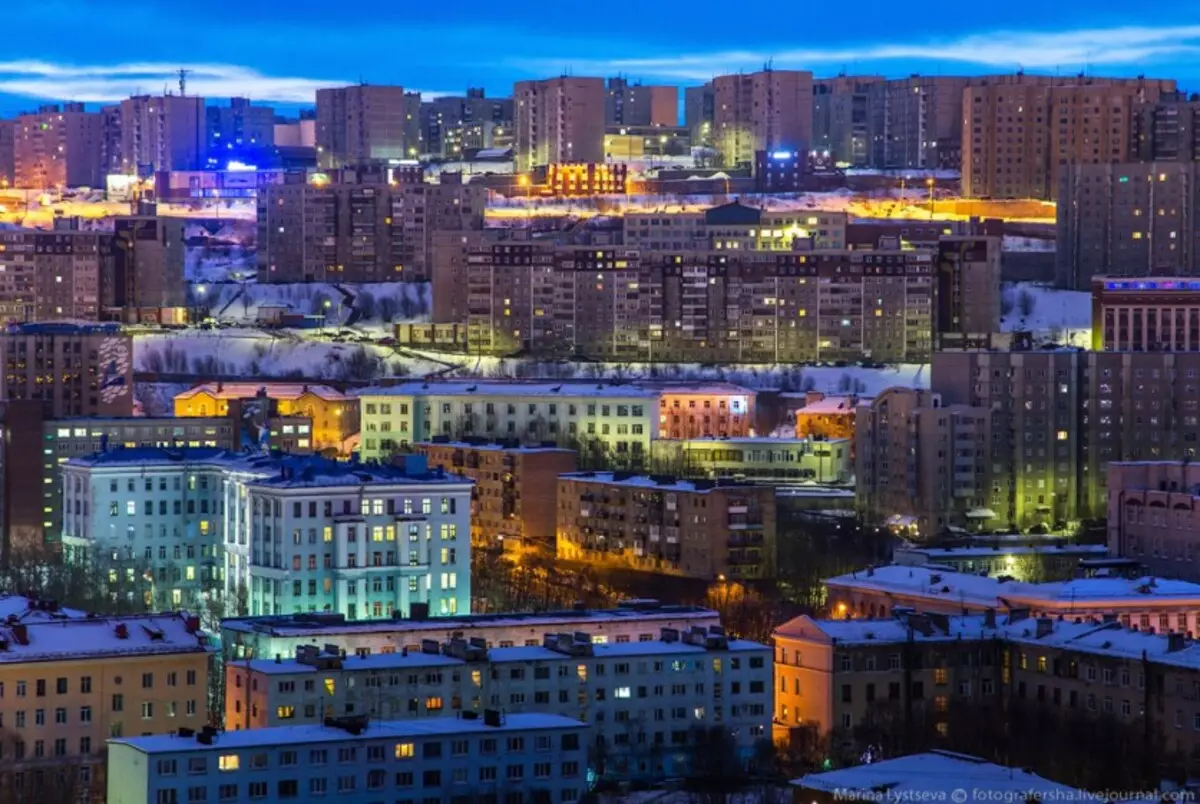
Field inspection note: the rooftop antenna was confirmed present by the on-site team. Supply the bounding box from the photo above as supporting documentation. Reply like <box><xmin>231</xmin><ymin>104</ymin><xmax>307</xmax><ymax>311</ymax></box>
<box><xmin>177</xmin><ymin>68</ymin><xmax>191</xmax><ymax>96</ymax></box>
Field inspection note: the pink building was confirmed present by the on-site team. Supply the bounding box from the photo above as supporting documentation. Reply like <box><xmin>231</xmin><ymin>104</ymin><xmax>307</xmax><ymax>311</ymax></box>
<box><xmin>1108</xmin><ymin>461</ymin><xmax>1200</xmax><ymax>581</ymax></box>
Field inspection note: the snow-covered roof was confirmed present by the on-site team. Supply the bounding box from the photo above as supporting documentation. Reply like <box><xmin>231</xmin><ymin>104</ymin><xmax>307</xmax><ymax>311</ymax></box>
<box><xmin>794</xmin><ymin>751</ymin><xmax>1083</xmax><ymax>798</ymax></box>
<box><xmin>356</xmin><ymin>381</ymin><xmax>657</xmax><ymax>400</ymax></box>
<box><xmin>222</xmin><ymin>603</ymin><xmax>718</xmax><ymax>638</ymax></box>
<box><xmin>634</xmin><ymin>381</ymin><xmax>755</xmax><ymax>396</ymax></box>
<box><xmin>416</xmin><ymin>440</ymin><xmax>576</xmax><ymax>454</ymax></box>
<box><xmin>897</xmin><ymin>544</ymin><xmax>1110</xmax><ymax>560</ymax></box>
<box><xmin>65</xmin><ymin>446</ymin><xmax>235</xmax><ymax>469</ymax></box>
<box><xmin>111</xmin><ymin>713</ymin><xmax>585</xmax><ymax>755</ymax></box>
<box><xmin>797</xmin><ymin>396</ymin><xmax>860</xmax><ymax>415</ymax></box>
<box><xmin>672</xmin><ymin>436</ymin><xmax>850</xmax><ymax>449</ymax></box>
<box><xmin>176</xmin><ymin>383</ymin><xmax>347</xmax><ymax>402</ymax></box>
<box><xmin>559</xmin><ymin>471</ymin><xmax>759</xmax><ymax>494</ymax></box>
<box><xmin>246</xmin><ymin>461</ymin><xmax>469</xmax><ymax>490</ymax></box>
<box><xmin>0</xmin><ymin>595</ymin><xmax>88</xmax><ymax>622</ymax></box>
<box><xmin>0</xmin><ymin>613</ymin><xmax>211</xmax><ymax>664</ymax></box>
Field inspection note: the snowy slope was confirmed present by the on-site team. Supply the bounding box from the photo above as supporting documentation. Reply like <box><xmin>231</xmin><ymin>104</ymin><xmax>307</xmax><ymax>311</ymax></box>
<box><xmin>1000</xmin><ymin>282</ymin><xmax>1091</xmax><ymax>347</ymax></box>
<box><xmin>194</xmin><ymin>282</ymin><xmax>431</xmax><ymax>331</ymax></box>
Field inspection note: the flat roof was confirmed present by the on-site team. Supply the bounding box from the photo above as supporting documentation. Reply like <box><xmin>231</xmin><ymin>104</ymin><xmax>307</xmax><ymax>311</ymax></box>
<box><xmin>559</xmin><ymin>471</ymin><xmax>761</xmax><ymax>493</ymax></box>
<box><xmin>795</xmin><ymin>751</ymin><xmax>1083</xmax><ymax>797</ymax></box>
<box><xmin>797</xmin><ymin>396</ymin><xmax>860</xmax><ymax>415</ymax></box>
<box><xmin>670</xmin><ymin>436</ymin><xmax>850</xmax><ymax>448</ymax></box>
<box><xmin>176</xmin><ymin>383</ymin><xmax>347</xmax><ymax>402</ymax></box>
<box><xmin>110</xmin><ymin>713</ymin><xmax>585</xmax><ymax>754</ymax></box>
<box><xmin>222</xmin><ymin>604</ymin><xmax>719</xmax><ymax>639</ymax></box>
<box><xmin>898</xmin><ymin>544</ymin><xmax>1110</xmax><ymax>559</ymax></box>
<box><xmin>356</xmin><ymin>381</ymin><xmax>658</xmax><ymax>400</ymax></box>
<box><xmin>416</xmin><ymin>441</ymin><xmax>576</xmax><ymax>454</ymax></box>
<box><xmin>0</xmin><ymin>614</ymin><xmax>210</xmax><ymax>664</ymax></box>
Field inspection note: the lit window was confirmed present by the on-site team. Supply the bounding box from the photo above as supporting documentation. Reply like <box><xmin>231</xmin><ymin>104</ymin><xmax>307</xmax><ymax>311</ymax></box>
<box><xmin>395</xmin><ymin>743</ymin><xmax>414</xmax><ymax>759</ymax></box>
<box><xmin>219</xmin><ymin>755</ymin><xmax>239</xmax><ymax>771</ymax></box>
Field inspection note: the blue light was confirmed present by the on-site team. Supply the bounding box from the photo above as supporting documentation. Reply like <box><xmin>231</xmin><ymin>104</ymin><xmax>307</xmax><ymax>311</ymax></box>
<box><xmin>770</xmin><ymin>151</ymin><xmax>793</xmax><ymax>160</ymax></box>
<box><xmin>226</xmin><ymin>161</ymin><xmax>257</xmax><ymax>172</ymax></box>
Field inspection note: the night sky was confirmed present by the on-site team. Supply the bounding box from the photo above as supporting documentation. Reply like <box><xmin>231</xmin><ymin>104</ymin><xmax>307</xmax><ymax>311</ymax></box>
<box><xmin>3</xmin><ymin>0</ymin><xmax>1199</xmax><ymax>115</ymax></box>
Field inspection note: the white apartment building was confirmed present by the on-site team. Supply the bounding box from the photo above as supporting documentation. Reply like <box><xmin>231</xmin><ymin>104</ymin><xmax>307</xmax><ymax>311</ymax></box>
<box><xmin>106</xmin><ymin>712</ymin><xmax>589</xmax><ymax>804</ymax></box>
<box><xmin>355</xmin><ymin>382</ymin><xmax>659</xmax><ymax>464</ymax></box>
<box><xmin>220</xmin><ymin>602</ymin><xmax>722</xmax><ymax>663</ymax></box>
<box><xmin>224</xmin><ymin>625</ymin><xmax>771</xmax><ymax>782</ymax></box>
<box><xmin>62</xmin><ymin>449</ymin><xmax>472</xmax><ymax>620</ymax></box>
<box><xmin>223</xmin><ymin>454</ymin><xmax>473</xmax><ymax>620</ymax></box>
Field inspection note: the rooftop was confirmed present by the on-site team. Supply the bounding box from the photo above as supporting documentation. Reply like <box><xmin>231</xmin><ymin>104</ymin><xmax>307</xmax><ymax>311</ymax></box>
<box><xmin>897</xmin><ymin>544</ymin><xmax>1110</xmax><ymax>559</ymax></box>
<box><xmin>176</xmin><ymin>383</ymin><xmax>346</xmax><ymax>402</ymax></box>
<box><xmin>671</xmin><ymin>436</ymin><xmax>850</xmax><ymax>448</ymax></box>
<box><xmin>110</xmin><ymin>713</ymin><xmax>585</xmax><ymax>754</ymax></box>
<box><xmin>794</xmin><ymin>751</ymin><xmax>1083</xmax><ymax>797</ymax></box>
<box><xmin>0</xmin><ymin>595</ymin><xmax>88</xmax><ymax>623</ymax></box>
<box><xmin>416</xmin><ymin>440</ymin><xmax>576</xmax><ymax>455</ymax></box>
<box><xmin>559</xmin><ymin>471</ymin><xmax>762</xmax><ymax>493</ymax></box>
<box><xmin>798</xmin><ymin>396</ymin><xmax>861</xmax><ymax>415</ymax></box>
<box><xmin>356</xmin><ymin>381</ymin><xmax>657</xmax><ymax>400</ymax></box>
<box><xmin>222</xmin><ymin>602</ymin><xmax>718</xmax><ymax>638</ymax></box>
<box><xmin>0</xmin><ymin>613</ymin><xmax>211</xmax><ymax>663</ymax></box>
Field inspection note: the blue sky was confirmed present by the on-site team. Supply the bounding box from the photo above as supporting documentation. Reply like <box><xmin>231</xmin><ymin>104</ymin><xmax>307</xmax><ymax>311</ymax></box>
<box><xmin>3</xmin><ymin>0</ymin><xmax>1200</xmax><ymax>114</ymax></box>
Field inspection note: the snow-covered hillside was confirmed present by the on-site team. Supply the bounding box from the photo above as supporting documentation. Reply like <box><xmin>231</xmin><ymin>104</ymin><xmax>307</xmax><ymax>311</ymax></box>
<box><xmin>193</xmin><ymin>282</ymin><xmax>431</xmax><ymax>331</ymax></box>
<box><xmin>1000</xmin><ymin>282</ymin><xmax>1091</xmax><ymax>347</ymax></box>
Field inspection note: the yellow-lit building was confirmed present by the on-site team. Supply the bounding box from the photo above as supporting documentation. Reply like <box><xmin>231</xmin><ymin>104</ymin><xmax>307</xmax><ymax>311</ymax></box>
<box><xmin>174</xmin><ymin>382</ymin><xmax>357</xmax><ymax>455</ymax></box>
<box><xmin>0</xmin><ymin>611</ymin><xmax>213</xmax><ymax>803</ymax></box>
<box><xmin>542</xmin><ymin>163</ymin><xmax>628</xmax><ymax>196</ymax></box>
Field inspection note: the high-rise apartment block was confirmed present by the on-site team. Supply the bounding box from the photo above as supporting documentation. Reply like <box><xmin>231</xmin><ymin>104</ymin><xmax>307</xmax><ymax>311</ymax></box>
<box><xmin>514</xmin><ymin>77</ymin><xmax>606</xmax><ymax>172</ymax></box>
<box><xmin>963</xmin><ymin>76</ymin><xmax>1175</xmax><ymax>200</ymax></box>
<box><xmin>867</xmin><ymin>76</ymin><xmax>969</xmax><ymax>170</ymax></box>
<box><xmin>420</xmin><ymin>89</ymin><xmax>513</xmax><ymax>157</ymax></box>
<box><xmin>416</xmin><ymin>439</ymin><xmax>577</xmax><ymax>552</ymax></box>
<box><xmin>0</xmin><ymin>227</ymin><xmax>106</xmax><ymax>321</ymax></box>
<box><xmin>1058</xmin><ymin>162</ymin><xmax>1200</xmax><ymax>289</ymax></box>
<box><xmin>109</xmin><ymin>212</ymin><xmax>187</xmax><ymax>312</ymax></box>
<box><xmin>257</xmin><ymin>171</ymin><xmax>485</xmax><ymax>282</ymax></box>
<box><xmin>683</xmin><ymin>84</ymin><xmax>715</xmax><ymax>146</ymax></box>
<box><xmin>605</xmin><ymin>78</ymin><xmax>677</xmax><ymax>127</ymax></box>
<box><xmin>119</xmin><ymin>94</ymin><xmax>205</xmax><ymax>173</ymax></box>
<box><xmin>712</xmin><ymin>69</ymin><xmax>813</xmax><ymax>167</ymax></box>
<box><xmin>0</xmin><ymin>612</ymin><xmax>212</xmax><ymax>804</ymax></box>
<box><xmin>1089</xmin><ymin>276</ymin><xmax>1200</xmax><ymax>351</ymax></box>
<box><xmin>0</xmin><ymin>323</ymin><xmax>133</xmax><ymax>417</ymax></box>
<box><xmin>0</xmin><ymin>119</ymin><xmax>14</xmax><ymax>186</ymax></box>
<box><xmin>1131</xmin><ymin>94</ymin><xmax>1200</xmax><ymax>162</ymax></box>
<box><xmin>556</xmin><ymin>472</ymin><xmax>777</xmax><ymax>581</ymax></box>
<box><xmin>315</xmin><ymin>84</ymin><xmax>411</xmax><ymax>168</ymax></box>
<box><xmin>13</xmin><ymin>104</ymin><xmax>104</xmax><ymax>188</ymax></box>
<box><xmin>813</xmin><ymin>75</ymin><xmax>882</xmax><ymax>167</ymax></box>
<box><xmin>204</xmin><ymin>97</ymin><xmax>276</xmax><ymax>167</ymax></box>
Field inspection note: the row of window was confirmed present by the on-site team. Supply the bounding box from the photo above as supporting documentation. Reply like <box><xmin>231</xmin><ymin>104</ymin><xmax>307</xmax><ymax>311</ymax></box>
<box><xmin>364</xmin><ymin>402</ymin><xmax>648</xmax><ymax>418</ymax></box>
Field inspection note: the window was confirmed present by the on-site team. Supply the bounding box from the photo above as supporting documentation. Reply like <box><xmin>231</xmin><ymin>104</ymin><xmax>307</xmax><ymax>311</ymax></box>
<box><xmin>218</xmin><ymin>754</ymin><xmax>240</xmax><ymax>771</ymax></box>
<box><xmin>395</xmin><ymin>742</ymin><xmax>414</xmax><ymax>759</ymax></box>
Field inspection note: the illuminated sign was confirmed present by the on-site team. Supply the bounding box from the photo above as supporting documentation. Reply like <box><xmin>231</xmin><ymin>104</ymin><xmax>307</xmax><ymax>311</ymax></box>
<box><xmin>769</xmin><ymin>151</ymin><xmax>793</xmax><ymax>161</ymax></box>
<box><xmin>226</xmin><ymin>161</ymin><xmax>257</xmax><ymax>172</ymax></box>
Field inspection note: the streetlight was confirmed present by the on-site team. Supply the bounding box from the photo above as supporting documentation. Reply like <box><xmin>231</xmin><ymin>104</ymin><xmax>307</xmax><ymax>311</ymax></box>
<box><xmin>926</xmin><ymin>177</ymin><xmax>936</xmax><ymax>219</ymax></box>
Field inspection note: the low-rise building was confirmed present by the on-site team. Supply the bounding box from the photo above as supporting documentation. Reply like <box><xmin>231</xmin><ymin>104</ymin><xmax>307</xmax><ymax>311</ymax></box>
<box><xmin>893</xmin><ymin>543</ymin><xmax>1110</xmax><ymax>581</ymax></box>
<box><xmin>173</xmin><ymin>383</ymin><xmax>356</xmax><ymax>455</ymax></box>
<box><xmin>356</xmin><ymin>382</ymin><xmax>659</xmax><ymax>468</ymax></box>
<box><xmin>106</xmin><ymin>712</ymin><xmax>589</xmax><ymax>804</ymax></box>
<box><xmin>1090</xmin><ymin>277</ymin><xmax>1200</xmax><ymax>352</ymax></box>
<box><xmin>0</xmin><ymin>612</ymin><xmax>213</xmax><ymax>803</ymax></box>
<box><xmin>556</xmin><ymin>472</ymin><xmax>776</xmax><ymax>580</ymax></box>
<box><xmin>415</xmin><ymin>439</ymin><xmax>577</xmax><ymax>552</ymax></box>
<box><xmin>223</xmin><ymin>626</ymin><xmax>771</xmax><ymax>782</ymax></box>
<box><xmin>1107</xmin><ymin>460</ymin><xmax>1200</xmax><ymax>582</ymax></box>
<box><xmin>794</xmin><ymin>393</ymin><xmax>861</xmax><ymax>442</ymax></box>
<box><xmin>651</xmin><ymin>436</ymin><xmax>851</xmax><ymax>485</ymax></box>
<box><xmin>647</xmin><ymin>383</ymin><xmax>756</xmax><ymax>439</ymax></box>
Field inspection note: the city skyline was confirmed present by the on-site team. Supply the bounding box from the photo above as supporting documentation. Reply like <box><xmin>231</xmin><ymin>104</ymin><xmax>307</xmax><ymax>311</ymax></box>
<box><xmin>1</xmin><ymin>1</ymin><xmax>1199</xmax><ymax>113</ymax></box>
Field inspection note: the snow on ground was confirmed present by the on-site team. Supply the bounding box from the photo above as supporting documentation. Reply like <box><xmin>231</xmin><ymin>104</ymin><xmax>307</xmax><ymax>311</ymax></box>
<box><xmin>193</xmin><ymin>281</ymin><xmax>431</xmax><ymax>332</ymax></box>
<box><xmin>134</xmin><ymin>382</ymin><xmax>193</xmax><ymax>416</ymax></box>
<box><xmin>1002</xmin><ymin>235</ymin><xmax>1054</xmax><ymax>252</ymax></box>
<box><xmin>1000</xmin><ymin>282</ymin><xmax>1092</xmax><ymax>347</ymax></box>
<box><xmin>135</xmin><ymin>330</ymin><xmax>451</xmax><ymax>381</ymax></box>
<box><xmin>185</xmin><ymin>247</ymin><xmax>255</xmax><ymax>283</ymax></box>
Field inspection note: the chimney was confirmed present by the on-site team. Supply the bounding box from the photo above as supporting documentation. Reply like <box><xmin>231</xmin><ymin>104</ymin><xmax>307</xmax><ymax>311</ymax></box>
<box><xmin>1169</xmin><ymin>632</ymin><xmax>1187</xmax><ymax>653</ymax></box>
<box><xmin>10</xmin><ymin>624</ymin><xmax>29</xmax><ymax>645</ymax></box>
<box><xmin>1035</xmin><ymin>617</ymin><xmax>1054</xmax><ymax>639</ymax></box>
<box><xmin>114</xmin><ymin>623</ymin><xmax>129</xmax><ymax>639</ymax></box>
<box><xmin>984</xmin><ymin>608</ymin><xmax>997</xmax><ymax>629</ymax></box>
<box><xmin>184</xmin><ymin>616</ymin><xmax>200</xmax><ymax>634</ymax></box>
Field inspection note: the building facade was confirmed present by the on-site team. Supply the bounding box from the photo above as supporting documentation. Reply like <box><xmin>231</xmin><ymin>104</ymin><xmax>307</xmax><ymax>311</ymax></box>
<box><xmin>107</xmin><ymin>713</ymin><xmax>589</xmax><ymax>804</ymax></box>
<box><xmin>605</xmin><ymin>78</ymin><xmax>677</xmax><ymax>127</ymax></box>
<box><xmin>514</xmin><ymin>77</ymin><xmax>606</xmax><ymax>172</ymax></box>
<box><xmin>109</xmin><ymin>212</ymin><xmax>187</xmax><ymax>314</ymax></box>
<box><xmin>0</xmin><ymin>323</ymin><xmax>134</xmax><ymax>417</ymax></box>
<box><xmin>712</xmin><ymin>69</ymin><xmax>813</xmax><ymax>168</ymax></box>
<box><xmin>1107</xmin><ymin>461</ymin><xmax>1200</xmax><ymax>582</ymax></box>
<box><xmin>867</xmin><ymin>77</ymin><xmax>969</xmax><ymax>170</ymax></box>
<box><xmin>650</xmin><ymin>437</ymin><xmax>851</xmax><ymax>485</ymax></box>
<box><xmin>174</xmin><ymin>383</ymin><xmax>356</xmax><ymax>455</ymax></box>
<box><xmin>204</xmin><ymin>97</ymin><xmax>276</xmax><ymax>168</ymax></box>
<box><xmin>119</xmin><ymin>95</ymin><xmax>205</xmax><ymax>174</ymax></box>
<box><xmin>315</xmin><ymin>85</ymin><xmax>411</xmax><ymax>169</ymax></box>
<box><xmin>813</xmin><ymin>76</ymin><xmax>883</xmax><ymax>168</ymax></box>
<box><xmin>416</xmin><ymin>440</ymin><xmax>578</xmax><ymax>552</ymax></box>
<box><xmin>0</xmin><ymin>228</ymin><xmax>106</xmax><ymax>322</ymax></box>
<box><xmin>556</xmin><ymin>472</ymin><xmax>776</xmax><ymax>581</ymax></box>
<box><xmin>13</xmin><ymin>104</ymin><xmax>104</xmax><ymax>188</ymax></box>
<box><xmin>1090</xmin><ymin>276</ymin><xmax>1200</xmax><ymax>351</ymax></box>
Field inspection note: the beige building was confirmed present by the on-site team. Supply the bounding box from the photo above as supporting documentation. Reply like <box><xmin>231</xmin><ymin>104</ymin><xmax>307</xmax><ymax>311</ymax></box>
<box><xmin>813</xmin><ymin>76</ymin><xmax>883</xmax><ymax>167</ymax></box>
<box><xmin>963</xmin><ymin>76</ymin><xmax>1175</xmax><ymax>200</ymax></box>
<box><xmin>416</xmin><ymin>439</ymin><xmax>578</xmax><ymax>553</ymax></box>
<box><xmin>119</xmin><ymin>94</ymin><xmax>205</xmax><ymax>173</ymax></box>
<box><xmin>606</xmin><ymin>78</ymin><xmax>677</xmax><ymax>127</ymax></box>
<box><xmin>315</xmin><ymin>84</ymin><xmax>411</xmax><ymax>169</ymax></box>
<box><xmin>109</xmin><ymin>212</ymin><xmax>187</xmax><ymax>313</ymax></box>
<box><xmin>0</xmin><ymin>612</ymin><xmax>212</xmax><ymax>804</ymax></box>
<box><xmin>712</xmin><ymin>69</ymin><xmax>813</xmax><ymax>167</ymax></box>
<box><xmin>1058</xmin><ymin>163</ymin><xmax>1200</xmax><ymax>290</ymax></box>
<box><xmin>867</xmin><ymin>76</ymin><xmax>970</xmax><ymax>170</ymax></box>
<box><xmin>1107</xmin><ymin>461</ymin><xmax>1200</xmax><ymax>582</ymax></box>
<box><xmin>514</xmin><ymin>77</ymin><xmax>606</xmax><ymax>172</ymax></box>
<box><xmin>1089</xmin><ymin>276</ymin><xmax>1200</xmax><ymax>351</ymax></box>
<box><xmin>174</xmin><ymin>382</ymin><xmax>355</xmax><ymax>455</ymax></box>
<box><xmin>556</xmin><ymin>471</ymin><xmax>776</xmax><ymax>580</ymax></box>
<box><xmin>0</xmin><ymin>227</ymin><xmax>105</xmax><ymax>322</ymax></box>
<box><xmin>13</xmin><ymin>104</ymin><xmax>104</xmax><ymax>189</ymax></box>
<box><xmin>0</xmin><ymin>120</ymin><xmax>14</xmax><ymax>186</ymax></box>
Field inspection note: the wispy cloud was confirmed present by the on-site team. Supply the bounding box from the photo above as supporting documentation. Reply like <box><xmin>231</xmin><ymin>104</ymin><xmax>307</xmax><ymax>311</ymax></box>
<box><xmin>525</xmin><ymin>24</ymin><xmax>1200</xmax><ymax>81</ymax></box>
<box><xmin>0</xmin><ymin>62</ymin><xmax>348</xmax><ymax>104</ymax></box>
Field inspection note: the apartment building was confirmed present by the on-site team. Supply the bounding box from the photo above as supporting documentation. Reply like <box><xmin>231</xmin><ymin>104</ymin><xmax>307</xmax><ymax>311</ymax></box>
<box><xmin>1106</xmin><ymin>461</ymin><xmax>1200</xmax><ymax>582</ymax></box>
<box><xmin>605</xmin><ymin>78</ymin><xmax>677</xmax><ymax>127</ymax></box>
<box><xmin>315</xmin><ymin>84</ymin><xmax>411</xmax><ymax>169</ymax></box>
<box><xmin>712</xmin><ymin>69</ymin><xmax>813</xmax><ymax>167</ymax></box>
<box><xmin>855</xmin><ymin>388</ymin><xmax>991</xmax><ymax>538</ymax></box>
<box><xmin>256</xmin><ymin>172</ymin><xmax>485</xmax><ymax>282</ymax></box>
<box><xmin>0</xmin><ymin>227</ymin><xmax>105</xmax><ymax>321</ymax></box>
<box><xmin>1089</xmin><ymin>276</ymin><xmax>1200</xmax><ymax>351</ymax></box>
<box><xmin>1131</xmin><ymin>95</ymin><xmax>1200</xmax><ymax>162</ymax></box>
<box><xmin>220</xmin><ymin>601</ymin><xmax>722</xmax><ymax>662</ymax></box>
<box><xmin>109</xmin><ymin>212</ymin><xmax>187</xmax><ymax>313</ymax></box>
<box><xmin>894</xmin><ymin>543</ymin><xmax>1109</xmax><ymax>582</ymax></box>
<box><xmin>416</xmin><ymin>439</ymin><xmax>578</xmax><ymax>552</ymax></box>
<box><xmin>174</xmin><ymin>382</ymin><xmax>355</xmax><ymax>454</ymax></box>
<box><xmin>204</xmin><ymin>97</ymin><xmax>275</xmax><ymax>167</ymax></box>
<box><xmin>420</xmin><ymin>88</ymin><xmax>513</xmax><ymax>157</ymax></box>
<box><xmin>514</xmin><ymin>77</ymin><xmax>606</xmax><ymax>172</ymax></box>
<box><xmin>867</xmin><ymin>77</ymin><xmax>970</xmax><ymax>170</ymax></box>
<box><xmin>118</xmin><ymin>94</ymin><xmax>205</xmax><ymax>173</ymax></box>
<box><xmin>12</xmin><ymin>104</ymin><xmax>104</xmax><ymax>188</ymax></box>
<box><xmin>823</xmin><ymin>564</ymin><xmax>1200</xmax><ymax>624</ymax></box>
<box><xmin>683</xmin><ymin>84</ymin><xmax>715</xmax><ymax>146</ymax></box>
<box><xmin>963</xmin><ymin>76</ymin><xmax>1175</xmax><ymax>200</ymax></box>
<box><xmin>651</xmin><ymin>437</ymin><xmax>851</xmax><ymax>485</ymax></box>
<box><xmin>556</xmin><ymin>472</ymin><xmax>776</xmax><ymax>581</ymax></box>
<box><xmin>356</xmin><ymin>382</ymin><xmax>659</xmax><ymax>467</ymax></box>
<box><xmin>107</xmin><ymin>713</ymin><xmax>589</xmax><ymax>804</ymax></box>
<box><xmin>0</xmin><ymin>323</ymin><xmax>134</xmax><ymax>417</ymax></box>
<box><xmin>0</xmin><ymin>612</ymin><xmax>212</xmax><ymax>804</ymax></box>
<box><xmin>222</xmin><ymin>627</ymin><xmax>770</xmax><ymax>783</ymax></box>
<box><xmin>935</xmin><ymin>236</ymin><xmax>1002</xmax><ymax>337</ymax></box>
<box><xmin>646</xmin><ymin>382</ymin><xmax>756</xmax><ymax>439</ymax></box>
<box><xmin>0</xmin><ymin>120</ymin><xmax>15</xmax><ymax>186</ymax></box>
<box><xmin>813</xmin><ymin>76</ymin><xmax>883</xmax><ymax>168</ymax></box>
<box><xmin>795</xmin><ymin>393</ymin><xmax>860</xmax><ymax>441</ymax></box>
<box><xmin>1058</xmin><ymin>163</ymin><xmax>1200</xmax><ymax>290</ymax></box>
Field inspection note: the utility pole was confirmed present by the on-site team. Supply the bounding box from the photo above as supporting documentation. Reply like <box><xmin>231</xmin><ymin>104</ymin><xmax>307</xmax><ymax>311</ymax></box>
<box><xmin>177</xmin><ymin>68</ymin><xmax>191</xmax><ymax>96</ymax></box>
